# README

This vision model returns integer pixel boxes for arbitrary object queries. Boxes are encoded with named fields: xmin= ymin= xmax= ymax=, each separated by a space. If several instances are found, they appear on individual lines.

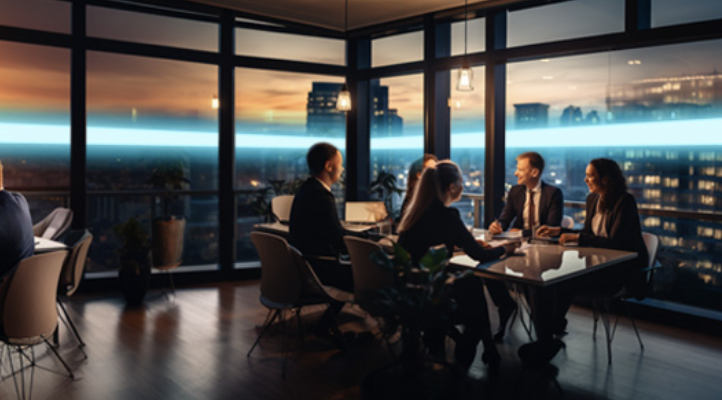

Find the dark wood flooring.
xmin=2 ymin=280 xmax=721 ymax=400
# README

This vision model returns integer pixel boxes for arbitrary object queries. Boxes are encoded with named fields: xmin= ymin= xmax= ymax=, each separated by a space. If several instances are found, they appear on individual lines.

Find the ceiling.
xmin=188 ymin=0 xmax=510 ymax=32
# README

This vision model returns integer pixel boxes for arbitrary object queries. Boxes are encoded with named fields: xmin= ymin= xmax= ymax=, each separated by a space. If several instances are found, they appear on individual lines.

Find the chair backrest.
xmin=60 ymin=229 xmax=93 ymax=297
xmin=343 ymin=236 xmax=394 ymax=303
xmin=642 ymin=232 xmax=660 ymax=269
xmin=271 ymin=195 xmax=295 ymax=223
xmin=561 ymin=215 xmax=575 ymax=229
xmin=33 ymin=207 xmax=74 ymax=240
xmin=1 ymin=251 xmax=67 ymax=340
xmin=250 ymin=231 xmax=303 ymax=304
xmin=344 ymin=201 xmax=387 ymax=223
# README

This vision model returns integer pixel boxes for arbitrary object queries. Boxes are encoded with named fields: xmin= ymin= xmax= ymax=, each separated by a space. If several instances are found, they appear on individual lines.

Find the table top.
xmin=450 ymin=243 xmax=637 ymax=287
xmin=34 ymin=237 xmax=68 ymax=253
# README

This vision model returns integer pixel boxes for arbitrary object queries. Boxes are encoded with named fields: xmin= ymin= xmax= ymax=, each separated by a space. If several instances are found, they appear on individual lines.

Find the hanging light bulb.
xmin=457 ymin=0 xmax=474 ymax=92
xmin=336 ymin=0 xmax=352 ymax=111
xmin=457 ymin=60 xmax=474 ymax=91
xmin=211 ymin=94 xmax=219 ymax=109
xmin=337 ymin=83 xmax=352 ymax=111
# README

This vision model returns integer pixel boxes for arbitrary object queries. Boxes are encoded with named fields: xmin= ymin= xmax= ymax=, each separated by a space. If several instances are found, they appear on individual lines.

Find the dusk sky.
xmin=1 ymin=0 xmax=721 ymax=128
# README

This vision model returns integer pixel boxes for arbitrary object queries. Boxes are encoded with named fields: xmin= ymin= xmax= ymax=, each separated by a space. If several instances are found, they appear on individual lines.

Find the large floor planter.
xmin=151 ymin=217 xmax=185 ymax=269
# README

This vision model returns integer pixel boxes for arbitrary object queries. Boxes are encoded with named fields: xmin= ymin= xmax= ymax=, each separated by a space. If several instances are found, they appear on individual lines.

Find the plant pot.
xmin=151 ymin=217 xmax=185 ymax=268
xmin=118 ymin=253 xmax=151 ymax=305
xmin=360 ymin=360 xmax=462 ymax=400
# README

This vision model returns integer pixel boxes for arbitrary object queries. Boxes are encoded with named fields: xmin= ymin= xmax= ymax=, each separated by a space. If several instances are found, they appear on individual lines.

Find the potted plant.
xmin=247 ymin=178 xmax=305 ymax=222
xmin=360 ymin=243 xmax=465 ymax=400
xmin=145 ymin=161 xmax=189 ymax=269
xmin=114 ymin=217 xmax=151 ymax=305
xmin=369 ymin=170 xmax=403 ymax=222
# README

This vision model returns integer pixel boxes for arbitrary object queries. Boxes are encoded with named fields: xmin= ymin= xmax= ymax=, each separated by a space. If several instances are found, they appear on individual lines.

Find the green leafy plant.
xmin=248 ymin=177 xmax=305 ymax=220
xmin=113 ymin=217 xmax=150 ymax=262
xmin=145 ymin=160 xmax=190 ymax=219
xmin=368 ymin=243 xmax=464 ymax=376
xmin=369 ymin=170 xmax=404 ymax=222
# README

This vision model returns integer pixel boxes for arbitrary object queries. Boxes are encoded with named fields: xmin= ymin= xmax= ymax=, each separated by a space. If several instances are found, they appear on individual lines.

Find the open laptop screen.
xmin=344 ymin=201 xmax=387 ymax=223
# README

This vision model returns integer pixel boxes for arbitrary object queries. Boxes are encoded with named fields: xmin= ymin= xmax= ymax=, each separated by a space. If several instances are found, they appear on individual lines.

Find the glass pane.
xmin=0 ymin=40 xmax=70 ymax=223
xmin=508 ymin=0 xmax=624 ymax=48
xmin=370 ymin=74 xmax=424 ymax=220
xmin=0 ymin=0 xmax=69 ymax=33
xmin=235 ymin=69 xmax=346 ymax=264
xmin=652 ymin=0 xmax=722 ymax=28
xmin=236 ymin=29 xmax=345 ymax=65
xmin=372 ymin=31 xmax=424 ymax=68
xmin=506 ymin=39 xmax=722 ymax=314
xmin=451 ymin=17 xmax=485 ymax=56
xmin=87 ymin=52 xmax=219 ymax=272
xmin=450 ymin=66 xmax=485 ymax=226
xmin=87 ymin=6 xmax=217 ymax=52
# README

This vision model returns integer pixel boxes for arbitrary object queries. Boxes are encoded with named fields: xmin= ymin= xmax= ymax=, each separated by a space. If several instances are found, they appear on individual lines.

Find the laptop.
xmin=343 ymin=201 xmax=387 ymax=231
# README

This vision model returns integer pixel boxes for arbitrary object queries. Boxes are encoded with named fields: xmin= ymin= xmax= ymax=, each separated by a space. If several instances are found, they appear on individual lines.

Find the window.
xmin=652 ymin=0 xmax=722 ymax=28
xmin=372 ymin=31 xmax=423 ymax=67
xmin=507 ymin=40 xmax=722 ymax=313
xmin=87 ymin=6 xmax=217 ymax=51
xmin=235 ymin=69 xmax=346 ymax=263
xmin=0 ymin=0 xmax=69 ymax=33
xmin=0 ymin=40 xmax=70 ymax=218
xmin=236 ymin=29 xmax=345 ymax=65
xmin=508 ymin=0 xmax=624 ymax=47
xmin=369 ymin=74 xmax=424 ymax=218
xmin=450 ymin=66 xmax=485 ymax=225
xmin=87 ymin=52 xmax=219 ymax=273
xmin=450 ymin=17 xmax=485 ymax=56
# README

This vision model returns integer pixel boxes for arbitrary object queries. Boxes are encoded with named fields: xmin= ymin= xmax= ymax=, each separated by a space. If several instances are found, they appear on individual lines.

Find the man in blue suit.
xmin=489 ymin=151 xmax=564 ymax=235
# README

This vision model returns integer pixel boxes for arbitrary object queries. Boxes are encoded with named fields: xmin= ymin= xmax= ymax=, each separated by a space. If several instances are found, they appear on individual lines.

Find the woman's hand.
xmin=559 ymin=233 xmax=579 ymax=245
xmin=536 ymin=225 xmax=561 ymax=237
xmin=488 ymin=220 xmax=502 ymax=234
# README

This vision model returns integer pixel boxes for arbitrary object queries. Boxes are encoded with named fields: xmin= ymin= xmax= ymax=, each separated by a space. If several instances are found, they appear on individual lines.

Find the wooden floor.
xmin=2 ymin=280 xmax=722 ymax=400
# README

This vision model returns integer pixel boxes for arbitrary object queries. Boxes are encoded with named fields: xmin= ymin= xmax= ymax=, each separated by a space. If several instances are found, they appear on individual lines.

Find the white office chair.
xmin=271 ymin=195 xmax=294 ymax=223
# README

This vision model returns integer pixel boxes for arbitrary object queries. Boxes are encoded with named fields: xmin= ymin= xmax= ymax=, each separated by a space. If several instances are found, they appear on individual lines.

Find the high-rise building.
xmin=514 ymin=102 xmax=549 ymax=128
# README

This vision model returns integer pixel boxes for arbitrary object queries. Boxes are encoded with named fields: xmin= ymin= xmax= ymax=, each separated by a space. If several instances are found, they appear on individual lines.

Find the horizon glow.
xmin=1 ymin=118 xmax=721 ymax=149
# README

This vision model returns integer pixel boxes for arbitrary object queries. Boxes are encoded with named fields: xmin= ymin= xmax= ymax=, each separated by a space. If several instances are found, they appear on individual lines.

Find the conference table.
xmin=449 ymin=232 xmax=637 ymax=341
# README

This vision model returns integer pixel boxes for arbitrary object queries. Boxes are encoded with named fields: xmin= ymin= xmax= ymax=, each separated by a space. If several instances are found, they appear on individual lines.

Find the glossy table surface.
xmin=450 ymin=242 xmax=637 ymax=287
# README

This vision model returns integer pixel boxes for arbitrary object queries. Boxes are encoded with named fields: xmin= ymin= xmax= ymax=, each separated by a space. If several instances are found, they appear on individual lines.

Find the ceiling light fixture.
xmin=457 ymin=0 xmax=474 ymax=91
xmin=336 ymin=0 xmax=352 ymax=111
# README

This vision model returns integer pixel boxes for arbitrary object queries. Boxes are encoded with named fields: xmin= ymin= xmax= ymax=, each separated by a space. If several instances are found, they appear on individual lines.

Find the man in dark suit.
xmin=489 ymin=151 xmax=564 ymax=235
xmin=290 ymin=142 xmax=352 ymax=291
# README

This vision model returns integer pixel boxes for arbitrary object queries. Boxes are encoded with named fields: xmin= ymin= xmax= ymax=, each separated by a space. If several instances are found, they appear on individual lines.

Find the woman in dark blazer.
xmin=536 ymin=158 xmax=649 ymax=341
xmin=398 ymin=160 xmax=517 ymax=370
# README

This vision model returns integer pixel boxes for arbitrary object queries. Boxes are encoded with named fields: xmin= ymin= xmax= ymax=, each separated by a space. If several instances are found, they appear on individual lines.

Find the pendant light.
xmin=457 ymin=0 xmax=474 ymax=91
xmin=336 ymin=0 xmax=352 ymax=111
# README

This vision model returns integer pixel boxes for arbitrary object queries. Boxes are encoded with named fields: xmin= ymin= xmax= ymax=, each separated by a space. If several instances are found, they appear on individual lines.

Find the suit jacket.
xmin=497 ymin=182 xmax=563 ymax=231
xmin=289 ymin=178 xmax=347 ymax=257
xmin=0 ymin=190 xmax=35 ymax=279
xmin=578 ymin=192 xmax=649 ymax=269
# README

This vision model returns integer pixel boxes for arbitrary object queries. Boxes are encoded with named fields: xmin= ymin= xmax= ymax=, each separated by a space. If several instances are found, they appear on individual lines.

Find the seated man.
xmin=489 ymin=151 xmax=563 ymax=235
xmin=0 ymin=159 xmax=35 ymax=280
xmin=289 ymin=142 xmax=352 ymax=292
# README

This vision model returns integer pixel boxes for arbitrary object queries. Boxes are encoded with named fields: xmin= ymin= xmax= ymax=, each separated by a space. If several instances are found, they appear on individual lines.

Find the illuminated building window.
xmin=644 ymin=217 xmax=661 ymax=227
xmin=663 ymin=177 xmax=679 ymax=188
xmin=698 ymin=180 xmax=715 ymax=190
xmin=644 ymin=189 xmax=661 ymax=199
xmin=644 ymin=175 xmax=661 ymax=184
xmin=701 ymin=167 xmax=715 ymax=176
xmin=698 ymin=227 xmax=714 ymax=237
xmin=715 ymin=230 xmax=722 ymax=240
xmin=700 ymin=195 xmax=715 ymax=205
xmin=663 ymin=221 xmax=677 ymax=231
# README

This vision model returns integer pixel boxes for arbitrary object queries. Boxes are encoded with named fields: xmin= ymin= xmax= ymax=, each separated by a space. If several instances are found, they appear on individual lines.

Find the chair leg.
xmin=57 ymin=301 xmax=88 ymax=359
xmin=624 ymin=301 xmax=645 ymax=351
xmin=247 ymin=309 xmax=280 ymax=357
xmin=280 ymin=309 xmax=289 ymax=379
xmin=42 ymin=336 xmax=75 ymax=379
xmin=596 ymin=301 xmax=613 ymax=365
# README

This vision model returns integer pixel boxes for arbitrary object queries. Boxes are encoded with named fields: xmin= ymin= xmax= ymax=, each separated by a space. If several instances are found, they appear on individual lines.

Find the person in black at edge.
xmin=398 ymin=160 xmax=518 ymax=372
xmin=0 ymin=159 xmax=35 ymax=281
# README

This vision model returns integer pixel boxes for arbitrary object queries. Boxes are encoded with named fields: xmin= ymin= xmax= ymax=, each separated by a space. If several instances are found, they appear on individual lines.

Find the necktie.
xmin=528 ymin=190 xmax=536 ymax=231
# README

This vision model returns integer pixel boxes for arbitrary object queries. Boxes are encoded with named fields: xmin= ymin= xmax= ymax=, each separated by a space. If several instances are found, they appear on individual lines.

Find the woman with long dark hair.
xmin=399 ymin=153 xmax=437 ymax=219
xmin=398 ymin=160 xmax=517 ymax=370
